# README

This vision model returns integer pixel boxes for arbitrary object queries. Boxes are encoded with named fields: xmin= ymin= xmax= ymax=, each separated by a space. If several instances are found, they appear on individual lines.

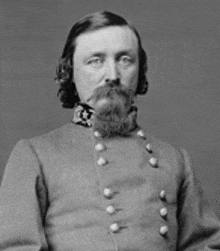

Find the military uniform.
xmin=0 ymin=106 xmax=220 ymax=250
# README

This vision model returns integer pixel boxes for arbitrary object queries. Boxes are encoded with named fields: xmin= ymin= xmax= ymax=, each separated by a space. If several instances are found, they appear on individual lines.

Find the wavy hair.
xmin=55 ymin=11 xmax=149 ymax=108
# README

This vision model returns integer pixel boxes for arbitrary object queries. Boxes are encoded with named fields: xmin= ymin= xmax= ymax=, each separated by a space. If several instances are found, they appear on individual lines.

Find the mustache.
xmin=88 ymin=79 xmax=135 ymax=104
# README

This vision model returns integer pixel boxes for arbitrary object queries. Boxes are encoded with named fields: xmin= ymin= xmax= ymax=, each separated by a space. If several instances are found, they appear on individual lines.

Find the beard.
xmin=89 ymin=80 xmax=137 ymax=138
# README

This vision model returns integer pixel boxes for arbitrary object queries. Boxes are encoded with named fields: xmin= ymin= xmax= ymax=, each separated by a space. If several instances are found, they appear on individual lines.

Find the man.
xmin=0 ymin=11 xmax=219 ymax=251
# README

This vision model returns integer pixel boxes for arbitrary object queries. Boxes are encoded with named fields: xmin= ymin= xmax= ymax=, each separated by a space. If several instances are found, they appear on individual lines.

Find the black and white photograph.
xmin=0 ymin=1 xmax=220 ymax=250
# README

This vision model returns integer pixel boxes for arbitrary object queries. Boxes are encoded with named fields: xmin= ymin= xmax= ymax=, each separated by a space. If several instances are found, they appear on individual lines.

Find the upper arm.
xmin=177 ymin=148 xmax=220 ymax=250
xmin=0 ymin=139 xmax=49 ymax=250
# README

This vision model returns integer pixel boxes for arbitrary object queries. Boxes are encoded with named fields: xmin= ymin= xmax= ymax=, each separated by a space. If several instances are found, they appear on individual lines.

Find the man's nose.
xmin=105 ymin=60 xmax=119 ymax=81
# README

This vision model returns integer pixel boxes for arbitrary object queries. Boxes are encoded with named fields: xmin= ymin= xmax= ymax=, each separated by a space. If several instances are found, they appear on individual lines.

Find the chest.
xmin=42 ymin=136 xmax=180 ymax=250
xmin=45 ymin=137 xmax=180 ymax=225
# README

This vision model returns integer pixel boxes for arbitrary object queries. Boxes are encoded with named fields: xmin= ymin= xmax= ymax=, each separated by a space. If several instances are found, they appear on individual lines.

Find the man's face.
xmin=73 ymin=25 xmax=139 ymax=107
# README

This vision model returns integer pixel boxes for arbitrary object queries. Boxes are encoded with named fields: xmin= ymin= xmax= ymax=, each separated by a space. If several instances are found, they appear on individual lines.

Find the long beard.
xmin=90 ymin=80 xmax=137 ymax=138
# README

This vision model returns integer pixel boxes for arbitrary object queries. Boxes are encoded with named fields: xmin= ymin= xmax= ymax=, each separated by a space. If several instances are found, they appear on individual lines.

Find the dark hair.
xmin=55 ymin=11 xmax=149 ymax=108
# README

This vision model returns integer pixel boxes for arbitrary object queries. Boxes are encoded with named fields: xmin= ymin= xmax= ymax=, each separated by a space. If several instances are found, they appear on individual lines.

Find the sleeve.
xmin=177 ymin=148 xmax=220 ymax=250
xmin=0 ymin=139 xmax=49 ymax=251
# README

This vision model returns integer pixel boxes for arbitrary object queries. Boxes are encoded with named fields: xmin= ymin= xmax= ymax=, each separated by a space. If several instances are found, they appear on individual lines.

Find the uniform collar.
xmin=72 ymin=102 xmax=138 ymax=132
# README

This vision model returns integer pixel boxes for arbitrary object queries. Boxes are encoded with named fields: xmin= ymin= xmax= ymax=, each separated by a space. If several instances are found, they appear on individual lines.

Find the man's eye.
xmin=119 ymin=56 xmax=132 ymax=66
xmin=87 ymin=58 xmax=103 ymax=67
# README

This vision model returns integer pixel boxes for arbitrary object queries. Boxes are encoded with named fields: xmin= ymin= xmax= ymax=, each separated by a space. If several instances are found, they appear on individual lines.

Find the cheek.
xmin=120 ymin=68 xmax=139 ymax=89
xmin=73 ymin=67 xmax=104 ymax=102
xmin=74 ymin=66 xmax=103 ymax=86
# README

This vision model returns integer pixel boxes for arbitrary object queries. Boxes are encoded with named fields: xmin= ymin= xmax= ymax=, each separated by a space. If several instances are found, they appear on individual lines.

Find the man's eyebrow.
xmin=116 ymin=50 xmax=136 ymax=57
xmin=87 ymin=52 xmax=105 ymax=58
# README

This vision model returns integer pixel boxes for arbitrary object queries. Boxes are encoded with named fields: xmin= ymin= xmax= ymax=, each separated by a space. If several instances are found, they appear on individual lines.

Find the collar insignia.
xmin=72 ymin=103 xmax=95 ymax=127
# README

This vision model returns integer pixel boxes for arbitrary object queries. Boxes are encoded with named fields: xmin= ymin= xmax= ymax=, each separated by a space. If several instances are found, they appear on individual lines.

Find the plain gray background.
xmin=1 ymin=0 xmax=220 ymax=218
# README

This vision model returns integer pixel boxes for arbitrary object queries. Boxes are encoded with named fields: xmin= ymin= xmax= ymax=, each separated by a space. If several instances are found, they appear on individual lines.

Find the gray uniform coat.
xmin=0 ymin=123 xmax=220 ymax=250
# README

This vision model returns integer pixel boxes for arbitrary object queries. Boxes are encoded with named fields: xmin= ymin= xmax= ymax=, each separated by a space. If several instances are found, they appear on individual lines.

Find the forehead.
xmin=74 ymin=26 xmax=139 ymax=56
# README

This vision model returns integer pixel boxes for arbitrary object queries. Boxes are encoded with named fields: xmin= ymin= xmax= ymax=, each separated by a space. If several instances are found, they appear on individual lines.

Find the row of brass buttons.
xmin=94 ymin=129 xmax=169 ymax=237
xmin=138 ymin=129 xmax=169 ymax=237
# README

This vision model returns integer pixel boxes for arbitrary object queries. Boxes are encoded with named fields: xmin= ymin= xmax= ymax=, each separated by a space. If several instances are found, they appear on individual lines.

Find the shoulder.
xmin=28 ymin=123 xmax=86 ymax=147
xmin=12 ymin=123 xmax=90 ymax=160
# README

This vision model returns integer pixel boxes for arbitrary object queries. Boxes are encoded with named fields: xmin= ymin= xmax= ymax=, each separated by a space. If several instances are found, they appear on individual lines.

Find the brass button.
xmin=103 ymin=188 xmax=113 ymax=198
xmin=159 ymin=225 xmax=168 ymax=236
xmin=137 ymin=129 xmax=145 ymax=138
xmin=160 ymin=207 xmax=168 ymax=218
xmin=109 ymin=223 xmax=119 ymax=232
xmin=159 ymin=190 xmax=166 ymax=200
xmin=146 ymin=143 xmax=152 ymax=153
xmin=95 ymin=143 xmax=105 ymax=152
xmin=106 ymin=205 xmax=115 ymax=215
xmin=94 ymin=130 xmax=101 ymax=138
xmin=97 ymin=157 xmax=107 ymax=166
xmin=149 ymin=157 xmax=158 ymax=167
